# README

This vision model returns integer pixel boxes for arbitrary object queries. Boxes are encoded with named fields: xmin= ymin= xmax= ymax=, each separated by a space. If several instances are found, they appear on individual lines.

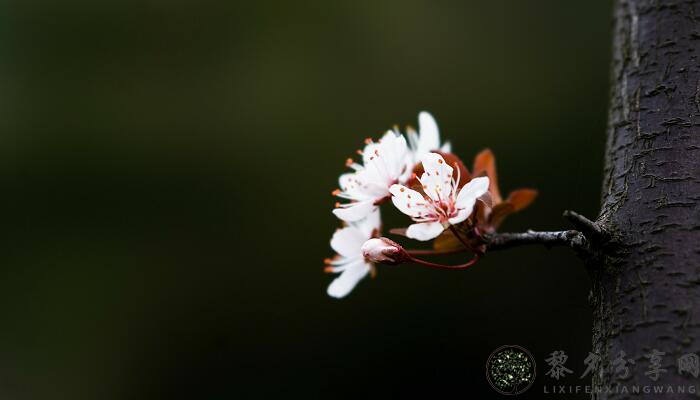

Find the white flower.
xmin=361 ymin=237 xmax=401 ymax=263
xmin=389 ymin=153 xmax=490 ymax=241
xmin=406 ymin=111 xmax=451 ymax=165
xmin=332 ymin=131 xmax=410 ymax=222
xmin=325 ymin=210 xmax=381 ymax=298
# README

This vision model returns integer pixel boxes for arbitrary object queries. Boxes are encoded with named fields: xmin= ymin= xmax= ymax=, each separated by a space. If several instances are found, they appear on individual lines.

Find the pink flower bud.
xmin=361 ymin=237 xmax=403 ymax=264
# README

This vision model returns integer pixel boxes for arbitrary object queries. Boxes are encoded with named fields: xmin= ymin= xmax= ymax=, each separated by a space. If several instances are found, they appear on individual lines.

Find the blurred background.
xmin=0 ymin=1 xmax=611 ymax=399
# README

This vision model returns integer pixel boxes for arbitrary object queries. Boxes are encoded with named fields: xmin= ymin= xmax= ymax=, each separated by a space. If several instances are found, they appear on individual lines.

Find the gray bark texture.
xmin=592 ymin=0 xmax=700 ymax=397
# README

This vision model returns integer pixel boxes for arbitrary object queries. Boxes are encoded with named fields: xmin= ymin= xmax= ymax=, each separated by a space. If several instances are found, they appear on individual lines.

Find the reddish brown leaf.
xmin=478 ymin=191 xmax=493 ymax=209
xmin=506 ymin=189 xmax=538 ymax=212
xmin=488 ymin=190 xmax=538 ymax=228
xmin=488 ymin=203 xmax=515 ymax=229
xmin=473 ymin=201 xmax=491 ymax=231
xmin=433 ymin=230 xmax=464 ymax=252
xmin=472 ymin=149 xmax=502 ymax=203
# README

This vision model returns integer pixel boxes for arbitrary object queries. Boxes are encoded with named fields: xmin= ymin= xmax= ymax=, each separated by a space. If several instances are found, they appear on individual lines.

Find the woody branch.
xmin=482 ymin=210 xmax=604 ymax=254
xmin=484 ymin=230 xmax=586 ymax=251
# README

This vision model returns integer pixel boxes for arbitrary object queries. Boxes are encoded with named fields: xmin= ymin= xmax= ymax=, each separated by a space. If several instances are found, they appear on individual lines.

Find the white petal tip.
xmin=406 ymin=222 xmax=444 ymax=241
xmin=332 ymin=202 xmax=374 ymax=222
xmin=327 ymin=286 xmax=348 ymax=299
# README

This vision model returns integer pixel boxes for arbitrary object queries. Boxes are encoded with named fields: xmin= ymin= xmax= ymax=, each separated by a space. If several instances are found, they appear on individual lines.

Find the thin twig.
xmin=484 ymin=230 xmax=587 ymax=251
xmin=563 ymin=210 xmax=607 ymax=241
xmin=394 ymin=211 xmax=602 ymax=261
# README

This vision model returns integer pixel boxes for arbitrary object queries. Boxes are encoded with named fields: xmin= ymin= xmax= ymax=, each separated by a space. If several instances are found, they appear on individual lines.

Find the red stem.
xmin=406 ymin=248 xmax=468 ymax=256
xmin=406 ymin=253 xmax=481 ymax=270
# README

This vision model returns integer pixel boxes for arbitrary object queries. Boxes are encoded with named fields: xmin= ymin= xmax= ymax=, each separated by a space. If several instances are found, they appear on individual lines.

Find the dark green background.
xmin=1 ymin=1 xmax=611 ymax=399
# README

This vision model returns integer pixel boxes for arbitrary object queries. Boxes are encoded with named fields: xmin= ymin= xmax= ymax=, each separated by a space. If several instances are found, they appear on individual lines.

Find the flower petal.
xmin=332 ymin=200 xmax=375 ymax=222
xmin=448 ymin=208 xmax=470 ymax=225
xmin=418 ymin=153 xmax=454 ymax=202
xmin=327 ymin=260 xmax=371 ymax=298
xmin=417 ymin=111 xmax=440 ymax=156
xmin=330 ymin=226 xmax=366 ymax=258
xmin=356 ymin=208 xmax=381 ymax=238
xmin=406 ymin=221 xmax=445 ymax=241
xmin=455 ymin=176 xmax=490 ymax=210
xmin=389 ymin=184 xmax=428 ymax=218
xmin=338 ymin=173 xmax=370 ymax=200
xmin=361 ymin=131 xmax=409 ymax=181
xmin=384 ymin=133 xmax=409 ymax=178
xmin=406 ymin=126 xmax=419 ymax=152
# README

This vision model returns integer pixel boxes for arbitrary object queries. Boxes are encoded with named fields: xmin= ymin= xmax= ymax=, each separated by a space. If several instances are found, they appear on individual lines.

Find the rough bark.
xmin=592 ymin=0 xmax=700 ymax=397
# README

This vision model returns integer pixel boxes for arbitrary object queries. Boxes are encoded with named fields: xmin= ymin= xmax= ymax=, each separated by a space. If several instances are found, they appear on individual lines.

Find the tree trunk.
xmin=593 ymin=0 xmax=700 ymax=397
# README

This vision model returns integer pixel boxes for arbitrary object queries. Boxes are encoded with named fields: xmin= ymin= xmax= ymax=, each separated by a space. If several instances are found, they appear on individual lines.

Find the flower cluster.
xmin=324 ymin=112 xmax=537 ymax=298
